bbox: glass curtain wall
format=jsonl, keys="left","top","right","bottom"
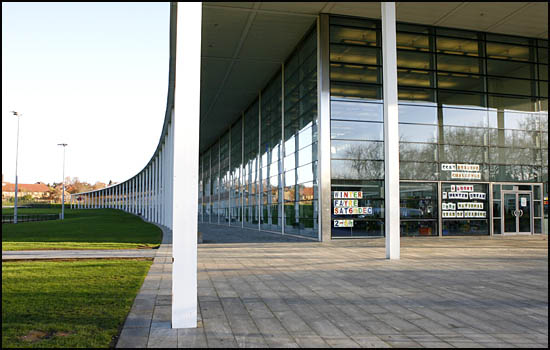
{"left": 284, "top": 28, "right": 319, "bottom": 238}
{"left": 230, "top": 119, "right": 242, "bottom": 225}
{"left": 243, "top": 101, "right": 259, "bottom": 229}
{"left": 329, "top": 17, "right": 385, "bottom": 237}
{"left": 260, "top": 73, "right": 283, "bottom": 231}
{"left": 198, "top": 26, "right": 318, "bottom": 239}
{"left": 329, "top": 15, "right": 548, "bottom": 237}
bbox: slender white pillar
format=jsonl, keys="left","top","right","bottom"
{"left": 172, "top": 2, "right": 201, "bottom": 329}
{"left": 382, "top": 2, "right": 400, "bottom": 260}
{"left": 124, "top": 182, "right": 128, "bottom": 212}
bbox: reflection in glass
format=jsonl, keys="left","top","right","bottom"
{"left": 331, "top": 101, "right": 383, "bottom": 122}
{"left": 399, "top": 124, "right": 437, "bottom": 143}
{"left": 331, "top": 120, "right": 383, "bottom": 141}
{"left": 398, "top": 105, "right": 438, "bottom": 124}
{"left": 332, "top": 140, "right": 384, "bottom": 160}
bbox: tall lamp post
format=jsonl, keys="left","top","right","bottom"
{"left": 57, "top": 143, "right": 68, "bottom": 220}
{"left": 11, "top": 111, "right": 22, "bottom": 224}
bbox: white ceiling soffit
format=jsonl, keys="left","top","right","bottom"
{"left": 199, "top": 2, "right": 548, "bottom": 151}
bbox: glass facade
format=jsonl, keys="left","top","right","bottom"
{"left": 199, "top": 14, "right": 548, "bottom": 240}
{"left": 198, "top": 26, "right": 318, "bottom": 239}
{"left": 329, "top": 15, "right": 548, "bottom": 238}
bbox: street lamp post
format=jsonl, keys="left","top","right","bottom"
{"left": 58, "top": 143, "right": 68, "bottom": 220}
{"left": 11, "top": 111, "right": 22, "bottom": 224}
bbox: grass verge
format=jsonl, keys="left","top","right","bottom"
{"left": 2, "top": 208, "right": 162, "bottom": 251}
{"left": 2, "top": 259, "right": 152, "bottom": 348}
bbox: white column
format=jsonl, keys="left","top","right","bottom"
{"left": 382, "top": 2, "right": 400, "bottom": 260}
{"left": 116, "top": 186, "right": 119, "bottom": 210}
{"left": 124, "top": 182, "right": 128, "bottom": 212}
{"left": 172, "top": 2, "right": 201, "bottom": 329}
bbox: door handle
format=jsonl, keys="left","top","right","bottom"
{"left": 519, "top": 209, "right": 524, "bottom": 217}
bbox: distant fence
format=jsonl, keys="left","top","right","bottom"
{"left": 2, "top": 214, "right": 59, "bottom": 224}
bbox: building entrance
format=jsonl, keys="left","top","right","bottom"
{"left": 502, "top": 191, "right": 532, "bottom": 235}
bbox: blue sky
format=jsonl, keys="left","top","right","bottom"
{"left": 2, "top": 2, "right": 170, "bottom": 185}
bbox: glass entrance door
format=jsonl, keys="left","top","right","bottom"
{"left": 502, "top": 191, "right": 532, "bottom": 234}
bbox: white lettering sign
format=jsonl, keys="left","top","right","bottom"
{"left": 455, "top": 185, "right": 474, "bottom": 192}
{"left": 451, "top": 172, "right": 481, "bottom": 180}
{"left": 448, "top": 192, "right": 469, "bottom": 200}
{"left": 442, "top": 192, "right": 447, "bottom": 199}
{"left": 442, "top": 211, "right": 456, "bottom": 218}
{"left": 333, "top": 191, "right": 363, "bottom": 199}
{"left": 520, "top": 197, "right": 527, "bottom": 207}
{"left": 334, "top": 220, "right": 353, "bottom": 227}
{"left": 442, "top": 163, "right": 456, "bottom": 171}
{"left": 334, "top": 200, "right": 358, "bottom": 207}
{"left": 469, "top": 192, "right": 486, "bottom": 200}
{"left": 457, "top": 202, "right": 484, "bottom": 210}
{"left": 456, "top": 211, "right": 464, "bottom": 218}
{"left": 457, "top": 164, "right": 480, "bottom": 172}
{"left": 333, "top": 207, "right": 373, "bottom": 215}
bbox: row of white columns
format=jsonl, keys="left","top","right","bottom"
{"left": 70, "top": 122, "right": 175, "bottom": 229}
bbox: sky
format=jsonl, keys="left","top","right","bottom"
{"left": 2, "top": 2, "right": 170, "bottom": 185}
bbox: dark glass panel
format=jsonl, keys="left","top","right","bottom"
{"left": 436, "top": 37, "right": 480, "bottom": 56}
{"left": 488, "top": 95, "right": 537, "bottom": 112}
{"left": 486, "top": 34, "right": 535, "bottom": 47}
{"left": 331, "top": 63, "right": 380, "bottom": 84}
{"left": 437, "top": 54, "right": 483, "bottom": 74}
{"left": 493, "top": 219, "right": 501, "bottom": 234}
{"left": 397, "top": 23, "right": 432, "bottom": 35}
{"left": 540, "top": 65, "right": 548, "bottom": 81}
{"left": 487, "top": 59, "right": 535, "bottom": 79}
{"left": 439, "top": 91, "right": 486, "bottom": 108}
{"left": 534, "top": 218, "right": 542, "bottom": 233}
{"left": 330, "top": 26, "right": 378, "bottom": 46}
{"left": 331, "top": 120, "right": 383, "bottom": 141}
{"left": 538, "top": 47, "right": 548, "bottom": 64}
{"left": 398, "top": 105, "right": 438, "bottom": 124}
{"left": 398, "top": 87, "right": 436, "bottom": 104}
{"left": 396, "top": 32, "right": 431, "bottom": 51}
{"left": 493, "top": 201, "right": 501, "bottom": 218}
{"left": 540, "top": 81, "right": 548, "bottom": 98}
{"left": 488, "top": 77, "right": 535, "bottom": 96}
{"left": 331, "top": 82, "right": 382, "bottom": 101}
{"left": 330, "top": 44, "right": 379, "bottom": 65}
{"left": 437, "top": 28, "right": 481, "bottom": 40}
{"left": 331, "top": 100, "right": 383, "bottom": 122}
{"left": 486, "top": 42, "right": 534, "bottom": 62}
{"left": 397, "top": 50, "right": 433, "bottom": 70}
{"left": 438, "top": 72, "right": 484, "bottom": 92}
{"left": 331, "top": 140, "right": 384, "bottom": 160}
{"left": 398, "top": 69, "right": 434, "bottom": 88}
{"left": 401, "top": 221, "right": 438, "bottom": 236}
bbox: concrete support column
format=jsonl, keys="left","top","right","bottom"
{"left": 382, "top": 2, "right": 400, "bottom": 260}
{"left": 318, "top": 14, "right": 331, "bottom": 242}
{"left": 125, "top": 182, "right": 128, "bottom": 212}
{"left": 172, "top": 1, "right": 201, "bottom": 328}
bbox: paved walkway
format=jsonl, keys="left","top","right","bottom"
{"left": 2, "top": 249, "right": 156, "bottom": 260}
{"left": 116, "top": 224, "right": 548, "bottom": 348}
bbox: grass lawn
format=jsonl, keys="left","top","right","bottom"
{"left": 2, "top": 208, "right": 162, "bottom": 251}
{"left": 2, "top": 259, "right": 152, "bottom": 348}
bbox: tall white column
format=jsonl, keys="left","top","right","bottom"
{"left": 172, "top": 2, "right": 201, "bottom": 329}
{"left": 124, "top": 182, "right": 128, "bottom": 212}
{"left": 382, "top": 2, "right": 400, "bottom": 260}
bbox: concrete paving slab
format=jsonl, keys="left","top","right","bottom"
{"left": 117, "top": 223, "right": 548, "bottom": 348}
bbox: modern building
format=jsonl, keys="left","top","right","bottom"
{"left": 71, "top": 2, "right": 548, "bottom": 327}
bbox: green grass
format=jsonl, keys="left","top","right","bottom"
{"left": 2, "top": 208, "right": 162, "bottom": 251}
{"left": 2, "top": 259, "right": 152, "bottom": 348}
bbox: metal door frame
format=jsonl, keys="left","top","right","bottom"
{"left": 502, "top": 190, "right": 533, "bottom": 235}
